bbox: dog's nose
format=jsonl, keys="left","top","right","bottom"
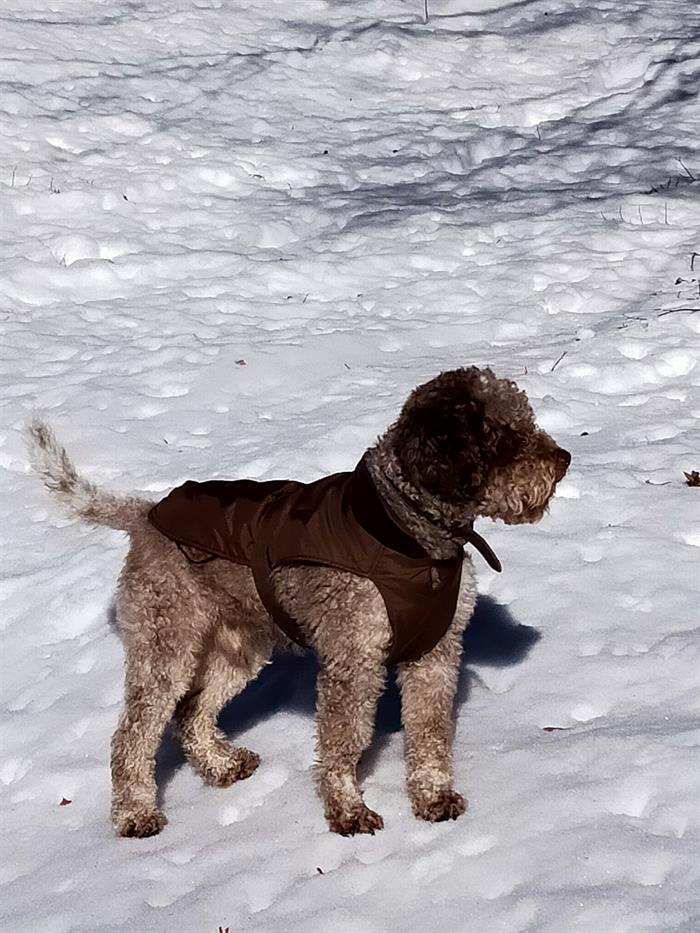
{"left": 555, "top": 447, "right": 571, "bottom": 481}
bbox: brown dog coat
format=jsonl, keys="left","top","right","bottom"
{"left": 149, "top": 458, "right": 499, "bottom": 664}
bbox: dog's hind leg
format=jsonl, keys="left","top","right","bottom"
{"left": 174, "top": 633, "right": 272, "bottom": 787}
{"left": 111, "top": 656, "right": 195, "bottom": 838}
{"left": 110, "top": 557, "right": 206, "bottom": 838}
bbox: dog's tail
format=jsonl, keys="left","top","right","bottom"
{"left": 27, "top": 420, "right": 147, "bottom": 531}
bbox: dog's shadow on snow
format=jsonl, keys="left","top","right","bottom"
{"left": 154, "top": 595, "right": 540, "bottom": 789}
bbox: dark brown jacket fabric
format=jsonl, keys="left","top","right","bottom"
{"left": 149, "top": 461, "right": 494, "bottom": 664}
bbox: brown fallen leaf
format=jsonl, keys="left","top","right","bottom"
{"left": 684, "top": 470, "right": 700, "bottom": 487}
{"left": 542, "top": 726, "right": 568, "bottom": 732}
{"left": 59, "top": 797, "right": 72, "bottom": 806}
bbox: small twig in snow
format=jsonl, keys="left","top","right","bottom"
{"left": 423, "top": 0, "right": 429, "bottom": 24}
{"left": 690, "top": 251, "right": 698, "bottom": 272}
{"left": 550, "top": 351, "right": 567, "bottom": 372}
{"left": 677, "top": 158, "right": 696, "bottom": 182}
{"left": 657, "top": 306, "right": 699, "bottom": 317}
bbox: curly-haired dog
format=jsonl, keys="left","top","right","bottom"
{"left": 28, "top": 367, "right": 570, "bottom": 837}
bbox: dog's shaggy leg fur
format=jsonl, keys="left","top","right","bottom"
{"left": 110, "top": 542, "right": 207, "bottom": 837}
{"left": 398, "top": 576, "right": 475, "bottom": 822}
{"left": 170, "top": 579, "right": 277, "bottom": 788}
{"left": 174, "top": 650, "right": 265, "bottom": 787}
{"left": 273, "top": 565, "right": 391, "bottom": 835}
{"left": 111, "top": 535, "right": 273, "bottom": 837}
{"left": 111, "top": 676, "right": 183, "bottom": 838}
{"left": 315, "top": 654, "right": 386, "bottom": 835}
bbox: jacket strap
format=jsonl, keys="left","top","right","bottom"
{"left": 463, "top": 528, "right": 502, "bottom": 572}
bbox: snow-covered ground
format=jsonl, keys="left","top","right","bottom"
{"left": 2, "top": 0, "right": 699, "bottom": 930}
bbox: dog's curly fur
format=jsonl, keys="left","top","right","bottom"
{"left": 27, "top": 367, "right": 570, "bottom": 838}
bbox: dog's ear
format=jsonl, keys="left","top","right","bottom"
{"left": 392, "top": 369, "right": 521, "bottom": 500}
{"left": 394, "top": 395, "right": 487, "bottom": 499}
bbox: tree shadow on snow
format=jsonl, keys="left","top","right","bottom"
{"left": 152, "top": 594, "right": 540, "bottom": 793}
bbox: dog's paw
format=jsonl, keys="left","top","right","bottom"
{"left": 327, "top": 804, "right": 384, "bottom": 836}
{"left": 201, "top": 748, "right": 260, "bottom": 787}
{"left": 114, "top": 806, "right": 167, "bottom": 838}
{"left": 413, "top": 789, "right": 467, "bottom": 823}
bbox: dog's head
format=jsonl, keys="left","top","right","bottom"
{"left": 390, "top": 367, "right": 570, "bottom": 525}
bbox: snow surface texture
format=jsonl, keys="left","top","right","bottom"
{"left": 2, "top": 0, "right": 699, "bottom": 930}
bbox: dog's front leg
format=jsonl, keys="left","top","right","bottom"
{"left": 316, "top": 652, "right": 386, "bottom": 835}
{"left": 273, "top": 566, "right": 390, "bottom": 834}
{"left": 398, "top": 616, "right": 467, "bottom": 823}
